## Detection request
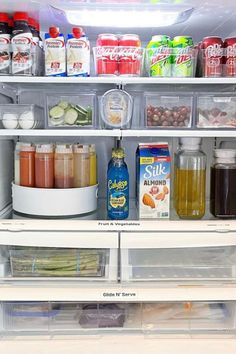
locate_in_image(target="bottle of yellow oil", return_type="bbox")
[174,137,206,219]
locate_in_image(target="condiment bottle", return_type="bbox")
[54,144,74,188]
[174,137,206,219]
[89,144,97,186]
[15,142,31,185]
[19,143,35,187]
[73,144,90,188]
[35,143,54,188]
[210,149,236,218]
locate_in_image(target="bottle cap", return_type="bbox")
[49,26,60,38]
[8,18,13,28]
[20,143,35,152]
[214,149,236,159]
[113,148,125,159]
[13,12,29,23]
[89,144,96,153]
[180,137,202,150]
[55,143,73,154]
[28,17,37,29]
[73,144,89,153]
[0,13,9,24]
[72,27,84,38]
[36,143,54,153]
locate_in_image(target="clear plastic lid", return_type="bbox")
[36,143,54,154]
[100,89,133,128]
[214,149,236,163]
[73,144,89,154]
[20,143,35,152]
[180,137,202,150]
[55,143,73,154]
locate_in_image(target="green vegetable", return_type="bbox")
[58,101,69,110]
[49,106,64,119]
[50,117,65,126]
[64,108,78,125]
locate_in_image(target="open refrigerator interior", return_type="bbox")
[1,0,236,352]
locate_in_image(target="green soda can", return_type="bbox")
[146,35,172,77]
[172,36,194,77]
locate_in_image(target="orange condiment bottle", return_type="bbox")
[35,144,54,188]
[19,144,36,187]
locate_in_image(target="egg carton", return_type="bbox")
[0,104,44,130]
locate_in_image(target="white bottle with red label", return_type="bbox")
[0,13,11,75]
[66,27,90,77]
[44,27,66,77]
[11,12,33,76]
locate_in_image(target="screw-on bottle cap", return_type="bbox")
[28,17,37,29]
[49,26,60,38]
[113,148,125,159]
[0,13,9,24]
[214,149,236,163]
[89,144,96,154]
[36,143,54,153]
[180,137,202,150]
[72,27,84,38]
[73,144,89,154]
[55,143,73,154]
[13,12,29,23]
[20,143,35,152]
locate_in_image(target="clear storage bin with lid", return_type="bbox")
[35,144,54,189]
[174,137,206,219]
[210,149,236,218]
[54,144,74,189]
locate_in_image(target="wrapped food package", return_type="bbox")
[79,303,125,328]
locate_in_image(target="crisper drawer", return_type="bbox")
[120,232,236,282]
[0,301,235,337]
[0,231,118,282]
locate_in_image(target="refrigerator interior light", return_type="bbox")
[61,6,194,27]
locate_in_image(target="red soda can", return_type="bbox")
[224,37,236,77]
[96,34,119,76]
[201,36,224,77]
[118,34,142,76]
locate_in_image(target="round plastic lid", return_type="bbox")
[73,144,89,153]
[36,143,54,153]
[13,12,29,22]
[49,26,60,38]
[0,13,9,23]
[214,149,236,158]
[20,144,35,152]
[55,144,73,154]
[72,27,84,38]
[101,89,133,128]
[180,137,202,149]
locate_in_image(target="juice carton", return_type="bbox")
[136,142,171,219]
[44,26,66,77]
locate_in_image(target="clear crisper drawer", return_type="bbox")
[0,230,119,282]
[120,232,236,282]
[1,301,235,337]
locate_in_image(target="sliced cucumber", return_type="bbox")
[64,108,78,125]
[50,116,65,126]
[75,105,88,115]
[49,106,65,119]
[58,101,69,110]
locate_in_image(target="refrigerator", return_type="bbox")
[0,0,236,353]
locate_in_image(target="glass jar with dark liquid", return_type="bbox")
[210,149,236,218]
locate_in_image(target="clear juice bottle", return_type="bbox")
[107,148,129,220]
[73,144,90,188]
[54,144,74,188]
[174,137,206,219]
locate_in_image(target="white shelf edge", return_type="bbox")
[1,76,236,85]
[0,284,236,301]
[122,130,236,137]
[0,338,235,354]
[0,129,121,137]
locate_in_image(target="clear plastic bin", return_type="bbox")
[145,47,198,78]
[0,104,44,130]
[10,247,107,278]
[145,93,193,128]
[93,47,144,77]
[197,94,236,128]
[46,94,95,128]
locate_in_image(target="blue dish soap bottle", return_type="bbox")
[107,148,129,220]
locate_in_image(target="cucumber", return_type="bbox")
[75,105,88,115]
[64,108,78,125]
[49,106,64,119]
[58,101,69,110]
[50,116,65,126]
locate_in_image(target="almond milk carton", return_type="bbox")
[136,142,170,219]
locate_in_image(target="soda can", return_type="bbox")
[146,35,172,77]
[201,36,223,77]
[118,34,142,76]
[95,34,119,76]
[172,36,194,77]
[224,37,236,77]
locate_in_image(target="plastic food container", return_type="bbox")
[0,104,44,130]
[197,94,236,128]
[145,93,193,128]
[10,247,106,278]
[100,89,133,129]
[47,94,95,128]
